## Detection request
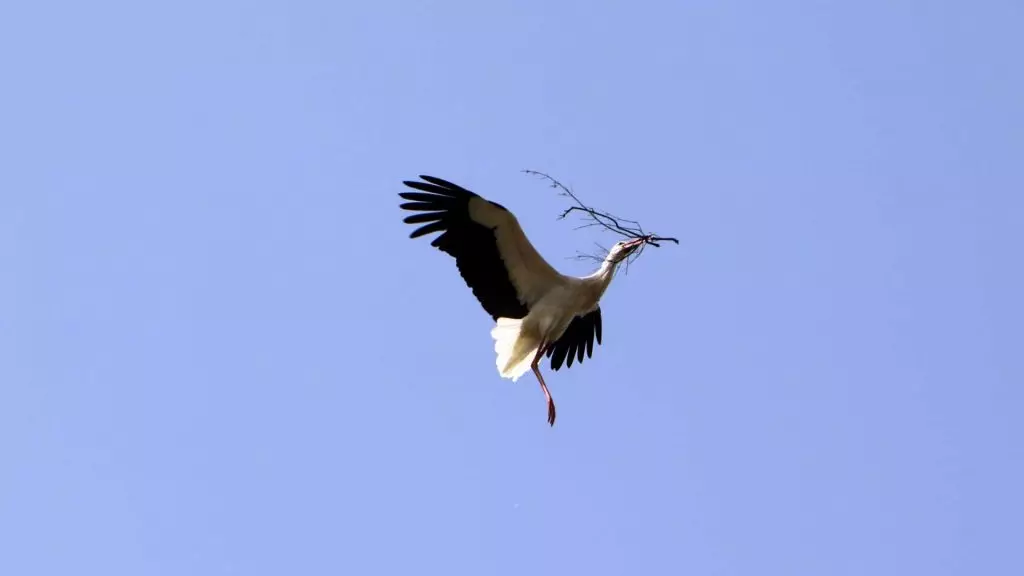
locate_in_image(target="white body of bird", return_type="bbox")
[491,267,615,382]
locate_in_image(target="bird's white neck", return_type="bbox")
[582,252,623,296]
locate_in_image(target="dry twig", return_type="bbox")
[522,169,679,266]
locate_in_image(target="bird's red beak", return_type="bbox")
[623,236,647,251]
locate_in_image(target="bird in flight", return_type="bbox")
[398,174,675,426]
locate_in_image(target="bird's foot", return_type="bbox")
[547,399,557,427]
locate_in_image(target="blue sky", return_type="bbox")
[2,0,1021,574]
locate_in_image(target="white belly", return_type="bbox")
[527,288,587,342]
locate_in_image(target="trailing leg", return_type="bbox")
[530,342,556,426]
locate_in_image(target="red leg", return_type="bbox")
[531,343,556,426]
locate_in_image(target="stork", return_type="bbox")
[398,174,673,426]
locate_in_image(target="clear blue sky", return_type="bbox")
[2,1,1021,574]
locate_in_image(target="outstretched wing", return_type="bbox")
[544,306,602,371]
[399,175,567,320]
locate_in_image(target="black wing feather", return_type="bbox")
[399,201,437,211]
[544,307,603,371]
[403,211,448,224]
[399,175,530,321]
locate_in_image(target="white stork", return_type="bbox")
[399,175,651,426]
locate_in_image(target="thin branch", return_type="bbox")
[522,169,681,258]
[568,251,605,264]
[522,170,646,239]
[571,221,606,232]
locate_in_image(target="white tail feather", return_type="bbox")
[490,317,539,381]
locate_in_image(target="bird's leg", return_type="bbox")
[530,342,556,426]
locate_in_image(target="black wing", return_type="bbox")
[545,307,602,371]
[399,175,530,321]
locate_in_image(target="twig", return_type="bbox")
[522,169,680,259]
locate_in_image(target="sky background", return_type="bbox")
[2,1,1022,574]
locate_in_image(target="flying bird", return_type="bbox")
[398,174,673,426]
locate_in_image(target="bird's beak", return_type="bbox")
[623,237,646,252]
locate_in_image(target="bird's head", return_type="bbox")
[607,236,648,263]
